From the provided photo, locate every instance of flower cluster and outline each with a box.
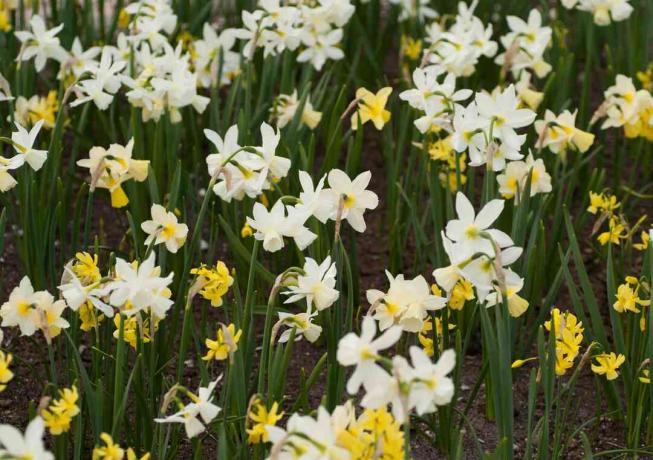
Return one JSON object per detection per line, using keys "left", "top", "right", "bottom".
{"left": 596, "top": 74, "right": 653, "bottom": 141}
{"left": 544, "top": 308, "right": 584, "bottom": 375}
{"left": 236, "top": 0, "right": 354, "bottom": 70}
{"left": 495, "top": 9, "right": 552, "bottom": 79}
{"left": 434, "top": 192, "right": 529, "bottom": 317}
{"left": 266, "top": 401, "right": 404, "bottom": 459}
{"left": 41, "top": 386, "right": 80, "bottom": 436}
{"left": 561, "top": 0, "right": 633, "bottom": 26}
{"left": 76, "top": 139, "right": 149, "bottom": 208}
{"left": 338, "top": 316, "right": 455, "bottom": 423}
{"left": 422, "top": 1, "right": 497, "bottom": 77}
{"left": 247, "top": 168, "right": 378, "bottom": 252}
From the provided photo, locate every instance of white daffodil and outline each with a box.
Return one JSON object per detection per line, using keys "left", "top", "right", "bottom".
{"left": 398, "top": 347, "right": 456, "bottom": 415}
{"left": 297, "top": 29, "right": 345, "bottom": 71}
{"left": 445, "top": 191, "right": 513, "bottom": 258}
{"left": 283, "top": 256, "right": 339, "bottom": 311}
{"left": 58, "top": 267, "right": 114, "bottom": 317}
{"left": 155, "top": 377, "right": 222, "bottom": 439}
{"left": 324, "top": 169, "right": 379, "bottom": 233}
{"left": 141, "top": 204, "right": 189, "bottom": 253}
{"left": 247, "top": 201, "right": 287, "bottom": 252}
{"left": 337, "top": 315, "right": 402, "bottom": 394}
{"left": 247, "top": 122, "right": 291, "bottom": 183}
{"left": 15, "top": 15, "right": 68, "bottom": 72}
{"left": 296, "top": 170, "right": 332, "bottom": 223}
{"left": 11, "top": 120, "right": 48, "bottom": 171}
{"left": 267, "top": 407, "right": 350, "bottom": 460}
{"left": 0, "top": 416, "right": 54, "bottom": 460}
{"left": 106, "top": 252, "right": 173, "bottom": 319}
{"left": 535, "top": 110, "right": 595, "bottom": 154}
{"left": 368, "top": 271, "right": 446, "bottom": 332}
{"left": 277, "top": 311, "right": 323, "bottom": 343}
{"left": 0, "top": 276, "right": 41, "bottom": 336}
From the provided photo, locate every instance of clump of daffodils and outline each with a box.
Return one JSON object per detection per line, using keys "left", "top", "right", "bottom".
{"left": 246, "top": 168, "right": 378, "bottom": 253}
{"left": 266, "top": 401, "right": 405, "bottom": 459}
{"left": 495, "top": 9, "right": 552, "bottom": 79}
{"left": 561, "top": 0, "right": 633, "bottom": 26}
{"left": 41, "top": 385, "right": 80, "bottom": 435}
{"left": 190, "top": 261, "right": 234, "bottom": 307}
{"left": 14, "top": 91, "right": 59, "bottom": 129}
{"left": 544, "top": 308, "right": 584, "bottom": 375}
{"left": 205, "top": 123, "right": 290, "bottom": 203}
{"left": 595, "top": 74, "right": 653, "bottom": 141}
{"left": 535, "top": 109, "right": 595, "bottom": 155}
{"left": 234, "top": 0, "right": 354, "bottom": 71}
{"left": 0, "top": 276, "right": 69, "bottom": 342}
{"left": 367, "top": 271, "right": 446, "bottom": 332}
{"left": 337, "top": 315, "right": 456, "bottom": 423}
{"left": 77, "top": 139, "right": 149, "bottom": 208}
{"left": 421, "top": 1, "right": 497, "bottom": 77}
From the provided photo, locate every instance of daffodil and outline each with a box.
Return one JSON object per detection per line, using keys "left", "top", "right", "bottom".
{"left": 591, "top": 352, "right": 626, "bottom": 380}
{"left": 351, "top": 87, "right": 392, "bottom": 130}
{"left": 246, "top": 399, "right": 283, "bottom": 444}
{"left": 141, "top": 204, "right": 189, "bottom": 253}
{"left": 92, "top": 433, "right": 124, "bottom": 460}
{"left": 0, "top": 351, "right": 13, "bottom": 392}
{"left": 190, "top": 261, "right": 234, "bottom": 307}
{"left": 203, "top": 323, "right": 242, "bottom": 361}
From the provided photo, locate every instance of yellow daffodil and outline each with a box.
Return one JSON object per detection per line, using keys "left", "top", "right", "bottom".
{"left": 191, "top": 261, "right": 234, "bottom": 307}
{"left": 41, "top": 385, "right": 80, "bottom": 435}
{"left": 203, "top": 323, "right": 242, "bottom": 361}
{"left": 351, "top": 87, "right": 392, "bottom": 130}
{"left": 93, "top": 433, "right": 125, "bottom": 460}
{"left": 246, "top": 399, "right": 283, "bottom": 444}
{"left": 0, "top": 351, "right": 13, "bottom": 392}
{"left": 545, "top": 308, "right": 584, "bottom": 376}
{"left": 613, "top": 277, "right": 650, "bottom": 313}
{"left": 591, "top": 352, "right": 625, "bottom": 380}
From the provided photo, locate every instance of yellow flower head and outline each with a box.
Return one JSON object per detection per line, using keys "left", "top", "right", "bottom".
{"left": 93, "top": 433, "right": 125, "bottom": 460}
{"left": 351, "top": 87, "right": 392, "bottom": 131}
{"left": 113, "top": 315, "right": 154, "bottom": 349}
{"left": 544, "top": 308, "right": 584, "bottom": 376}
{"left": 633, "top": 230, "right": 650, "bottom": 251}
{"left": 591, "top": 352, "right": 625, "bottom": 381}
{"left": 613, "top": 277, "right": 650, "bottom": 314}
{"left": 41, "top": 385, "right": 80, "bottom": 435}
{"left": 73, "top": 252, "right": 102, "bottom": 284}
{"left": 241, "top": 222, "right": 253, "bottom": 238}
{"left": 0, "top": 351, "right": 13, "bottom": 392}
{"left": 598, "top": 216, "right": 626, "bottom": 246}
{"left": 203, "top": 323, "right": 242, "bottom": 361}
{"left": 246, "top": 399, "right": 283, "bottom": 444}
{"left": 401, "top": 36, "right": 422, "bottom": 61}
{"left": 191, "top": 261, "right": 234, "bottom": 307}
